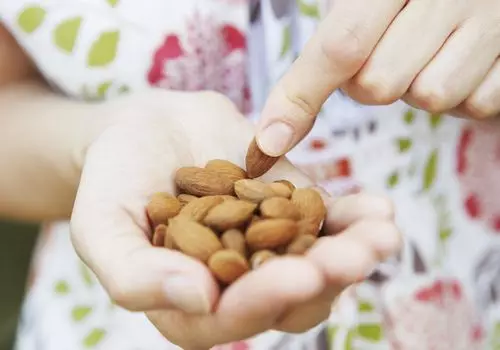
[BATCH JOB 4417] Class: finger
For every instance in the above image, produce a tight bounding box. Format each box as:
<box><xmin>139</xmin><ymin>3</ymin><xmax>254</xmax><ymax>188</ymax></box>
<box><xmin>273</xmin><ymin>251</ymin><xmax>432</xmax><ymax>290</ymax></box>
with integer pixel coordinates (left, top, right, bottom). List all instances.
<box><xmin>325</xmin><ymin>193</ymin><xmax>394</xmax><ymax>233</ymax></box>
<box><xmin>406</xmin><ymin>18</ymin><xmax>500</xmax><ymax>112</ymax></box>
<box><xmin>307</xmin><ymin>219</ymin><xmax>402</xmax><ymax>285</ymax></box>
<box><xmin>343</xmin><ymin>0</ymin><xmax>461</xmax><ymax>104</ymax></box>
<box><xmin>256</xmin><ymin>0</ymin><xmax>407</xmax><ymax>157</ymax></box>
<box><xmin>452</xmin><ymin>58</ymin><xmax>500</xmax><ymax>119</ymax></box>
<box><xmin>274</xmin><ymin>295</ymin><xmax>333</xmax><ymax>333</ymax></box>
<box><xmin>148</xmin><ymin>257</ymin><xmax>325</xmax><ymax>349</ymax></box>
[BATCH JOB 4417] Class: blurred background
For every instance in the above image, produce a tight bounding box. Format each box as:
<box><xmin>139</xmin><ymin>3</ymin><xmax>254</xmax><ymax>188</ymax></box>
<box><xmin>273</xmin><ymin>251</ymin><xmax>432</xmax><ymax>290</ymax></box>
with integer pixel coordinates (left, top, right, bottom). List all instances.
<box><xmin>0</xmin><ymin>221</ymin><xmax>38</xmax><ymax>350</ymax></box>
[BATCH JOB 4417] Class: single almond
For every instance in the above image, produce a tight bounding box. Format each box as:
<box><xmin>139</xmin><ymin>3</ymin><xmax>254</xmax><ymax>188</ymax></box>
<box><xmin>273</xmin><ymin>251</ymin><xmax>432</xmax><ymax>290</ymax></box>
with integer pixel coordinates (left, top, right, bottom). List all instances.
<box><xmin>204</xmin><ymin>200</ymin><xmax>257</xmax><ymax>231</ymax></box>
<box><xmin>250</xmin><ymin>250</ymin><xmax>277</xmax><ymax>269</ymax></box>
<box><xmin>175</xmin><ymin>167</ymin><xmax>234</xmax><ymax>196</ymax></box>
<box><xmin>274</xmin><ymin>180</ymin><xmax>295</xmax><ymax>191</ymax></box>
<box><xmin>218</xmin><ymin>195</ymin><xmax>238</xmax><ymax>201</ymax></box>
<box><xmin>260</xmin><ymin>197</ymin><xmax>300</xmax><ymax>220</ymax></box>
<box><xmin>205</xmin><ymin>159</ymin><xmax>247</xmax><ymax>182</ymax></box>
<box><xmin>291</xmin><ymin>188</ymin><xmax>326</xmax><ymax>226</ymax></box>
<box><xmin>178</xmin><ymin>195</ymin><xmax>224</xmax><ymax>222</ymax></box>
<box><xmin>268</xmin><ymin>182</ymin><xmax>292</xmax><ymax>198</ymax></box>
<box><xmin>297</xmin><ymin>219</ymin><xmax>322</xmax><ymax>237</ymax></box>
<box><xmin>177</xmin><ymin>194</ymin><xmax>198</xmax><ymax>207</ymax></box>
<box><xmin>245</xmin><ymin>138</ymin><xmax>280</xmax><ymax>178</ymax></box>
<box><xmin>168</xmin><ymin>217</ymin><xmax>222</xmax><ymax>262</ymax></box>
<box><xmin>147</xmin><ymin>192</ymin><xmax>182</xmax><ymax>228</ymax></box>
<box><xmin>234</xmin><ymin>179</ymin><xmax>276</xmax><ymax>204</ymax></box>
<box><xmin>286</xmin><ymin>235</ymin><xmax>316</xmax><ymax>255</ymax></box>
<box><xmin>246</xmin><ymin>219</ymin><xmax>298</xmax><ymax>250</ymax></box>
<box><xmin>152</xmin><ymin>224</ymin><xmax>167</xmax><ymax>247</ymax></box>
<box><xmin>208</xmin><ymin>249</ymin><xmax>249</xmax><ymax>284</ymax></box>
<box><xmin>221</xmin><ymin>229</ymin><xmax>247</xmax><ymax>257</ymax></box>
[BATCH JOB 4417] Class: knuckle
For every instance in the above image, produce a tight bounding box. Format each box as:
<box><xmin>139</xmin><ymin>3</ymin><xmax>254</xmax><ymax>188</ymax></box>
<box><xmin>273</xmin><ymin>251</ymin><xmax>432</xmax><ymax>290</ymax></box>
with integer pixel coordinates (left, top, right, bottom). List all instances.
<box><xmin>410</xmin><ymin>83</ymin><xmax>449</xmax><ymax>113</ymax></box>
<box><xmin>320</xmin><ymin>24</ymin><xmax>367</xmax><ymax>72</ymax></box>
<box><xmin>464</xmin><ymin>99</ymin><xmax>498</xmax><ymax>119</ymax></box>
<box><xmin>352</xmin><ymin>73</ymin><xmax>402</xmax><ymax>104</ymax></box>
<box><xmin>356</xmin><ymin>219</ymin><xmax>403</xmax><ymax>258</ymax></box>
<box><xmin>105</xmin><ymin>277</ymin><xmax>136</xmax><ymax>310</ymax></box>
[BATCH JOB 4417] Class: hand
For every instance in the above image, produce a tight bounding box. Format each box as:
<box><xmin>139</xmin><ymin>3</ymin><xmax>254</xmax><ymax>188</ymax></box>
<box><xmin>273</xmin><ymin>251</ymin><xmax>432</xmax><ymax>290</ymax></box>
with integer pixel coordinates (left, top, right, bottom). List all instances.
<box><xmin>257</xmin><ymin>0</ymin><xmax>500</xmax><ymax>157</ymax></box>
<box><xmin>70</xmin><ymin>90</ymin><xmax>402</xmax><ymax>349</ymax></box>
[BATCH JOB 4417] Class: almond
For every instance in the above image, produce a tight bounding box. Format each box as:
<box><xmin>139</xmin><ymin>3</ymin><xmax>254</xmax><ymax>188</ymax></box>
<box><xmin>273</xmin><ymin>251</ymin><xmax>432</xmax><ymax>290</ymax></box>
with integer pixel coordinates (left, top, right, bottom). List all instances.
<box><xmin>250</xmin><ymin>250</ymin><xmax>276</xmax><ymax>269</ymax></box>
<box><xmin>250</xmin><ymin>215</ymin><xmax>262</xmax><ymax>226</ymax></box>
<box><xmin>205</xmin><ymin>159</ymin><xmax>247</xmax><ymax>182</ymax></box>
<box><xmin>221</xmin><ymin>229</ymin><xmax>247</xmax><ymax>257</ymax></box>
<box><xmin>147</xmin><ymin>192</ymin><xmax>182</xmax><ymax>228</ymax></box>
<box><xmin>245</xmin><ymin>137</ymin><xmax>280</xmax><ymax>178</ymax></box>
<box><xmin>177</xmin><ymin>194</ymin><xmax>198</xmax><ymax>206</ymax></box>
<box><xmin>204</xmin><ymin>200</ymin><xmax>257</xmax><ymax>231</ymax></box>
<box><xmin>167</xmin><ymin>217</ymin><xmax>222</xmax><ymax>262</ymax></box>
<box><xmin>291</xmin><ymin>188</ymin><xmax>326</xmax><ymax>226</ymax></box>
<box><xmin>208</xmin><ymin>249</ymin><xmax>249</xmax><ymax>284</ymax></box>
<box><xmin>246</xmin><ymin>219</ymin><xmax>298</xmax><ymax>250</ymax></box>
<box><xmin>152</xmin><ymin>224</ymin><xmax>167</xmax><ymax>247</ymax></box>
<box><xmin>260</xmin><ymin>197</ymin><xmax>300</xmax><ymax>220</ymax></box>
<box><xmin>268</xmin><ymin>182</ymin><xmax>292</xmax><ymax>198</ymax></box>
<box><xmin>218</xmin><ymin>195</ymin><xmax>238</xmax><ymax>201</ymax></box>
<box><xmin>178</xmin><ymin>195</ymin><xmax>224</xmax><ymax>222</ymax></box>
<box><xmin>297</xmin><ymin>219</ymin><xmax>322</xmax><ymax>237</ymax></box>
<box><xmin>175</xmin><ymin>167</ymin><xmax>234</xmax><ymax>196</ymax></box>
<box><xmin>286</xmin><ymin>235</ymin><xmax>316</xmax><ymax>255</ymax></box>
<box><xmin>274</xmin><ymin>180</ymin><xmax>295</xmax><ymax>191</ymax></box>
<box><xmin>234</xmin><ymin>179</ymin><xmax>275</xmax><ymax>204</ymax></box>
<box><xmin>164</xmin><ymin>227</ymin><xmax>176</xmax><ymax>250</ymax></box>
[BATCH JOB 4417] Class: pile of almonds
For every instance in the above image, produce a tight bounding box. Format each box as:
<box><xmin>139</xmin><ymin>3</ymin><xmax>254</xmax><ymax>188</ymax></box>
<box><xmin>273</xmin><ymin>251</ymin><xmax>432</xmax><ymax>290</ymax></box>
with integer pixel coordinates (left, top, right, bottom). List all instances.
<box><xmin>146</xmin><ymin>140</ymin><xmax>327</xmax><ymax>285</ymax></box>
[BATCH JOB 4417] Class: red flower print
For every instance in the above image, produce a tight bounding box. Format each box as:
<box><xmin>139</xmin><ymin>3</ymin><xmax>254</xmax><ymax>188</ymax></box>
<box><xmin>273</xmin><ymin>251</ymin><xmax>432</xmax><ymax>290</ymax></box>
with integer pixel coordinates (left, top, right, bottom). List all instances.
<box><xmin>147</xmin><ymin>13</ymin><xmax>251</xmax><ymax>113</ymax></box>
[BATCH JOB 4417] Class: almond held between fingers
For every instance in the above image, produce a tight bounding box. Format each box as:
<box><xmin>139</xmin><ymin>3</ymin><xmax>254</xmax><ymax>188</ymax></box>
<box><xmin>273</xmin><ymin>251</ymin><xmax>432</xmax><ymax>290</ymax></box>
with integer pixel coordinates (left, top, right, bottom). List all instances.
<box><xmin>205</xmin><ymin>159</ymin><xmax>247</xmax><ymax>182</ymax></box>
<box><xmin>177</xmin><ymin>194</ymin><xmax>198</xmax><ymax>207</ymax></box>
<box><xmin>203</xmin><ymin>200</ymin><xmax>257</xmax><ymax>231</ymax></box>
<box><xmin>234</xmin><ymin>179</ymin><xmax>276</xmax><ymax>204</ymax></box>
<box><xmin>208</xmin><ymin>249</ymin><xmax>249</xmax><ymax>284</ymax></box>
<box><xmin>246</xmin><ymin>218</ymin><xmax>298</xmax><ymax>250</ymax></box>
<box><xmin>175</xmin><ymin>167</ymin><xmax>234</xmax><ymax>196</ymax></box>
<box><xmin>221</xmin><ymin>229</ymin><xmax>247</xmax><ymax>257</ymax></box>
<box><xmin>291</xmin><ymin>188</ymin><xmax>327</xmax><ymax>226</ymax></box>
<box><xmin>286</xmin><ymin>234</ymin><xmax>316</xmax><ymax>255</ymax></box>
<box><xmin>147</xmin><ymin>192</ymin><xmax>182</xmax><ymax>228</ymax></box>
<box><xmin>167</xmin><ymin>217</ymin><xmax>222</xmax><ymax>262</ymax></box>
<box><xmin>268</xmin><ymin>182</ymin><xmax>292</xmax><ymax>198</ymax></box>
<box><xmin>178</xmin><ymin>195</ymin><xmax>224</xmax><ymax>222</ymax></box>
<box><xmin>260</xmin><ymin>197</ymin><xmax>300</xmax><ymax>220</ymax></box>
<box><xmin>250</xmin><ymin>250</ymin><xmax>277</xmax><ymax>269</ymax></box>
<box><xmin>245</xmin><ymin>137</ymin><xmax>280</xmax><ymax>179</ymax></box>
<box><xmin>152</xmin><ymin>224</ymin><xmax>167</xmax><ymax>247</ymax></box>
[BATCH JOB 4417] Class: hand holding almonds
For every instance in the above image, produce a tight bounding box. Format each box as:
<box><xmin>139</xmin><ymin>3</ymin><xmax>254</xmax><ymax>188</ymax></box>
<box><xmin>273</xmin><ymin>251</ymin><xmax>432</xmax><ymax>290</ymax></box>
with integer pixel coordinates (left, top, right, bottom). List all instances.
<box><xmin>147</xmin><ymin>158</ymin><xmax>327</xmax><ymax>286</ymax></box>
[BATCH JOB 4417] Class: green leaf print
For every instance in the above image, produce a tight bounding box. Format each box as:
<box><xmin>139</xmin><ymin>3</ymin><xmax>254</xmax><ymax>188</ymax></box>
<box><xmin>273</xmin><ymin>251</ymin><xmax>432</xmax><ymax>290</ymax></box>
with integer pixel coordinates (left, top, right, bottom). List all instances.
<box><xmin>106</xmin><ymin>0</ymin><xmax>119</xmax><ymax>6</ymax></box>
<box><xmin>439</xmin><ymin>227</ymin><xmax>452</xmax><ymax>243</ymax></box>
<box><xmin>327</xmin><ymin>326</ymin><xmax>338</xmax><ymax>346</ymax></box>
<box><xmin>429</xmin><ymin>113</ymin><xmax>443</xmax><ymax>129</ymax></box>
<box><xmin>490</xmin><ymin>322</ymin><xmax>500</xmax><ymax>348</ymax></box>
<box><xmin>356</xmin><ymin>324</ymin><xmax>383</xmax><ymax>342</ymax></box>
<box><xmin>397</xmin><ymin>138</ymin><xmax>413</xmax><ymax>153</ymax></box>
<box><xmin>72</xmin><ymin>305</ymin><xmax>92</xmax><ymax>322</ymax></box>
<box><xmin>118</xmin><ymin>85</ymin><xmax>130</xmax><ymax>94</ymax></box>
<box><xmin>53</xmin><ymin>17</ymin><xmax>82</xmax><ymax>53</ymax></box>
<box><xmin>80</xmin><ymin>263</ymin><xmax>94</xmax><ymax>287</ymax></box>
<box><xmin>97</xmin><ymin>81</ymin><xmax>113</xmax><ymax>98</ymax></box>
<box><xmin>54</xmin><ymin>280</ymin><xmax>70</xmax><ymax>295</ymax></box>
<box><xmin>358</xmin><ymin>300</ymin><xmax>375</xmax><ymax>313</ymax></box>
<box><xmin>344</xmin><ymin>329</ymin><xmax>355</xmax><ymax>350</ymax></box>
<box><xmin>297</xmin><ymin>0</ymin><xmax>320</xmax><ymax>18</ymax></box>
<box><xmin>387</xmin><ymin>171</ymin><xmax>399</xmax><ymax>188</ymax></box>
<box><xmin>280</xmin><ymin>25</ymin><xmax>291</xmax><ymax>58</ymax></box>
<box><xmin>18</xmin><ymin>6</ymin><xmax>46</xmax><ymax>34</ymax></box>
<box><xmin>87</xmin><ymin>31</ymin><xmax>120</xmax><ymax>67</ymax></box>
<box><xmin>83</xmin><ymin>328</ymin><xmax>106</xmax><ymax>348</ymax></box>
<box><xmin>423</xmin><ymin>149</ymin><xmax>438</xmax><ymax>191</ymax></box>
<box><xmin>403</xmin><ymin>109</ymin><xmax>415</xmax><ymax>125</ymax></box>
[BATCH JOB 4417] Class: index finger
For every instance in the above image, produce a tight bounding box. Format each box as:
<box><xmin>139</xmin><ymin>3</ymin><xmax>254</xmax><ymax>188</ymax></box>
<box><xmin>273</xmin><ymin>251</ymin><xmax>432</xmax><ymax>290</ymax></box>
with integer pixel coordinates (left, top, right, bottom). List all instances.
<box><xmin>256</xmin><ymin>0</ymin><xmax>407</xmax><ymax>157</ymax></box>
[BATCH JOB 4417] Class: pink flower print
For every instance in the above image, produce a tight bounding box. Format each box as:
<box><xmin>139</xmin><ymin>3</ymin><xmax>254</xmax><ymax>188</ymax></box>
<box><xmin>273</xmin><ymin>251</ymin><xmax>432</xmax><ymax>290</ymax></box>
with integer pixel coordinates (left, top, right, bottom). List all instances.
<box><xmin>456</xmin><ymin>122</ymin><xmax>500</xmax><ymax>233</ymax></box>
<box><xmin>147</xmin><ymin>13</ymin><xmax>250</xmax><ymax>113</ymax></box>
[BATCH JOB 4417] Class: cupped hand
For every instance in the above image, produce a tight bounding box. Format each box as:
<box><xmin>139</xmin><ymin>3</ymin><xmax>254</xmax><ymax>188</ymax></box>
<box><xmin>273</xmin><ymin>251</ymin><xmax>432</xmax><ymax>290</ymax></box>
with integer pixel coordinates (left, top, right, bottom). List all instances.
<box><xmin>70</xmin><ymin>90</ymin><xmax>401</xmax><ymax>349</ymax></box>
<box><xmin>257</xmin><ymin>0</ymin><xmax>500</xmax><ymax>157</ymax></box>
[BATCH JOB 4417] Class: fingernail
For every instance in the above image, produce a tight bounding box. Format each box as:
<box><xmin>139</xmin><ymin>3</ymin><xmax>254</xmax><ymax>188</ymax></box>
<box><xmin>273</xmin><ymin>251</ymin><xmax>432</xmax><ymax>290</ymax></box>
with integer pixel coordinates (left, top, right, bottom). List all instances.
<box><xmin>163</xmin><ymin>276</ymin><xmax>210</xmax><ymax>314</ymax></box>
<box><xmin>258</xmin><ymin>122</ymin><xmax>294</xmax><ymax>156</ymax></box>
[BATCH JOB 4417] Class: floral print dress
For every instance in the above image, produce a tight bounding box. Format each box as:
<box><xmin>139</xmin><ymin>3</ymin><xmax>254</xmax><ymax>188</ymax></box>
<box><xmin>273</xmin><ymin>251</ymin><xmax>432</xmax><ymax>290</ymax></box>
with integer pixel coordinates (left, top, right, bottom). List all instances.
<box><xmin>1</xmin><ymin>0</ymin><xmax>500</xmax><ymax>349</ymax></box>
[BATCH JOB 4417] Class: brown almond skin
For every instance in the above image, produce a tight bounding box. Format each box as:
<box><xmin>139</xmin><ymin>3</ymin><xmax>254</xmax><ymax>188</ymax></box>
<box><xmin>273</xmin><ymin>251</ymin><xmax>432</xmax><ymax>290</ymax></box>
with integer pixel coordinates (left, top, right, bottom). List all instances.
<box><xmin>221</xmin><ymin>229</ymin><xmax>247</xmax><ymax>257</ymax></box>
<box><xmin>250</xmin><ymin>250</ymin><xmax>276</xmax><ymax>269</ymax></box>
<box><xmin>234</xmin><ymin>179</ymin><xmax>276</xmax><ymax>204</ymax></box>
<box><xmin>286</xmin><ymin>234</ymin><xmax>316</xmax><ymax>255</ymax></box>
<box><xmin>208</xmin><ymin>249</ymin><xmax>249</xmax><ymax>284</ymax></box>
<box><xmin>205</xmin><ymin>159</ymin><xmax>247</xmax><ymax>182</ymax></box>
<box><xmin>204</xmin><ymin>200</ymin><xmax>257</xmax><ymax>231</ymax></box>
<box><xmin>175</xmin><ymin>167</ymin><xmax>234</xmax><ymax>196</ymax></box>
<box><xmin>260</xmin><ymin>197</ymin><xmax>300</xmax><ymax>220</ymax></box>
<box><xmin>245</xmin><ymin>138</ymin><xmax>280</xmax><ymax>178</ymax></box>
<box><xmin>152</xmin><ymin>224</ymin><xmax>167</xmax><ymax>247</ymax></box>
<box><xmin>178</xmin><ymin>195</ymin><xmax>224</xmax><ymax>222</ymax></box>
<box><xmin>274</xmin><ymin>180</ymin><xmax>295</xmax><ymax>191</ymax></box>
<box><xmin>246</xmin><ymin>219</ymin><xmax>298</xmax><ymax>250</ymax></box>
<box><xmin>168</xmin><ymin>217</ymin><xmax>222</xmax><ymax>262</ymax></box>
<box><xmin>291</xmin><ymin>188</ymin><xmax>327</xmax><ymax>226</ymax></box>
<box><xmin>177</xmin><ymin>194</ymin><xmax>198</xmax><ymax>207</ymax></box>
<box><xmin>147</xmin><ymin>192</ymin><xmax>182</xmax><ymax>228</ymax></box>
<box><xmin>268</xmin><ymin>182</ymin><xmax>292</xmax><ymax>198</ymax></box>
<box><xmin>297</xmin><ymin>219</ymin><xmax>322</xmax><ymax>237</ymax></box>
